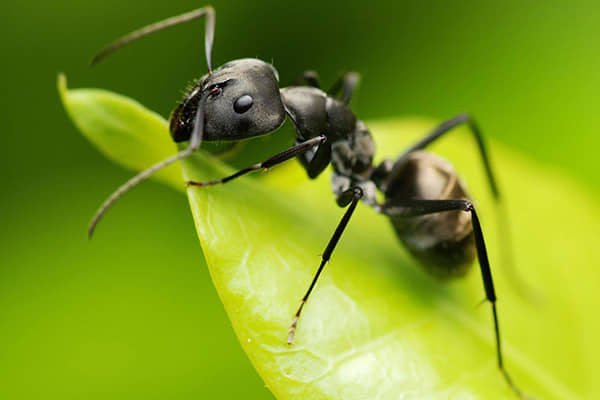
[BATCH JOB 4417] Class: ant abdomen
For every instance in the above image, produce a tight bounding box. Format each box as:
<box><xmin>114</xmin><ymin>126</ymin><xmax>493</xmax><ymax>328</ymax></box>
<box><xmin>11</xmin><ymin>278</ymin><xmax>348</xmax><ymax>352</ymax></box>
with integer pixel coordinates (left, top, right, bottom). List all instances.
<box><xmin>383</xmin><ymin>151</ymin><xmax>476</xmax><ymax>278</ymax></box>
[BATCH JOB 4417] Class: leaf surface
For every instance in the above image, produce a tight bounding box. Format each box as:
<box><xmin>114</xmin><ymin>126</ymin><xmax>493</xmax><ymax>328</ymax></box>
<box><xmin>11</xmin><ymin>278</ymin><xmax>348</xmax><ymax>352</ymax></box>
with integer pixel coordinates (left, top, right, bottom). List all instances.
<box><xmin>60</xmin><ymin>75</ymin><xmax>599</xmax><ymax>400</ymax></box>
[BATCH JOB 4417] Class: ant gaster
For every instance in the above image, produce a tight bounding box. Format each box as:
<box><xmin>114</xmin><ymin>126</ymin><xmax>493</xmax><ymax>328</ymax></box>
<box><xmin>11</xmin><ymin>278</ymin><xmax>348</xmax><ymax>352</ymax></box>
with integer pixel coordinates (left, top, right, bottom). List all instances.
<box><xmin>89</xmin><ymin>7</ymin><xmax>533</xmax><ymax>399</ymax></box>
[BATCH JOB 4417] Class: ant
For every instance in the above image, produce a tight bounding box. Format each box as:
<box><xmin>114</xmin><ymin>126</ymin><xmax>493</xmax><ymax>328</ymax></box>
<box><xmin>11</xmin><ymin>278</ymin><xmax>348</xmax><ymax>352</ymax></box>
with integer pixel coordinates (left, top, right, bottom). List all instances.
<box><xmin>88</xmin><ymin>7</ymin><xmax>534</xmax><ymax>398</ymax></box>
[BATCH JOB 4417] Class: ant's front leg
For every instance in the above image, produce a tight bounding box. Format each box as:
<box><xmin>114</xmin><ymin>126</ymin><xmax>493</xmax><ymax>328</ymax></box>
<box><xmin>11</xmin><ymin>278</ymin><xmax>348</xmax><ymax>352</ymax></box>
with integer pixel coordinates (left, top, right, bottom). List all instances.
<box><xmin>186</xmin><ymin>135</ymin><xmax>326</xmax><ymax>187</ymax></box>
<box><xmin>288</xmin><ymin>186</ymin><xmax>363</xmax><ymax>344</ymax></box>
<box><xmin>295</xmin><ymin>136</ymin><xmax>332</xmax><ymax>179</ymax></box>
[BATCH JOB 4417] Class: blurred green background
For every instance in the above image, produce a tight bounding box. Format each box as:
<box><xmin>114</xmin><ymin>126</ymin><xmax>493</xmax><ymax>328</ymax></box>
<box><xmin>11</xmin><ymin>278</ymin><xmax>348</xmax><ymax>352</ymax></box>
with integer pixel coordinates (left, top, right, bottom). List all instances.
<box><xmin>2</xmin><ymin>0</ymin><xmax>599</xmax><ymax>399</ymax></box>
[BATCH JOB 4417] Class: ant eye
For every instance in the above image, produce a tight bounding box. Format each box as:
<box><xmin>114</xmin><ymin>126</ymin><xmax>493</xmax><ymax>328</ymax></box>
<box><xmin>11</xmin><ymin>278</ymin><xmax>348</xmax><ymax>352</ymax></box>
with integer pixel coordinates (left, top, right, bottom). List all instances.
<box><xmin>233</xmin><ymin>94</ymin><xmax>253</xmax><ymax>114</ymax></box>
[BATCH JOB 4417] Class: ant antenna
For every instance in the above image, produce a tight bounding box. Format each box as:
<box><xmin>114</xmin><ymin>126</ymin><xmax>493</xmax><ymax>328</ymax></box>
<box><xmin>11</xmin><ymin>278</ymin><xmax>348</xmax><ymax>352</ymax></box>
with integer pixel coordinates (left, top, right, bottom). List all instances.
<box><xmin>88</xmin><ymin>97</ymin><xmax>206</xmax><ymax>239</ymax></box>
<box><xmin>88</xmin><ymin>7</ymin><xmax>216</xmax><ymax>238</ymax></box>
<box><xmin>91</xmin><ymin>6</ymin><xmax>215</xmax><ymax>73</ymax></box>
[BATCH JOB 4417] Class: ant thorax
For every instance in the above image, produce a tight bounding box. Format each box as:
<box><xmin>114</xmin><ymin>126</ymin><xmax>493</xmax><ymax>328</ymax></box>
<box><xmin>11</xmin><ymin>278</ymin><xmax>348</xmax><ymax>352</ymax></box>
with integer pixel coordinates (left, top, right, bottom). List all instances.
<box><xmin>280</xmin><ymin>86</ymin><xmax>376</xmax><ymax>205</ymax></box>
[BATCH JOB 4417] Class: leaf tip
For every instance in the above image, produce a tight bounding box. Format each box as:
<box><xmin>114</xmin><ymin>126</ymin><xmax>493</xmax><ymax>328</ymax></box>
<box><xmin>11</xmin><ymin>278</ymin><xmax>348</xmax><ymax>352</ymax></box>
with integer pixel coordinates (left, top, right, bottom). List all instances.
<box><xmin>57</xmin><ymin>73</ymin><xmax>68</xmax><ymax>103</ymax></box>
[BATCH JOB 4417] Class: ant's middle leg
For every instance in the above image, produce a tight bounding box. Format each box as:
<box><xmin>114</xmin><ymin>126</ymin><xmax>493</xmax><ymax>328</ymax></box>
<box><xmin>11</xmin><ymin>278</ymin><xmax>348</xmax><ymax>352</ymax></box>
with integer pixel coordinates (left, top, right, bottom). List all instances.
<box><xmin>294</xmin><ymin>70</ymin><xmax>321</xmax><ymax>88</ymax></box>
<box><xmin>327</xmin><ymin>72</ymin><xmax>360</xmax><ymax>105</ymax></box>
<box><xmin>295</xmin><ymin>70</ymin><xmax>360</xmax><ymax>105</ymax></box>
<box><xmin>287</xmin><ymin>186</ymin><xmax>363</xmax><ymax>344</ymax></box>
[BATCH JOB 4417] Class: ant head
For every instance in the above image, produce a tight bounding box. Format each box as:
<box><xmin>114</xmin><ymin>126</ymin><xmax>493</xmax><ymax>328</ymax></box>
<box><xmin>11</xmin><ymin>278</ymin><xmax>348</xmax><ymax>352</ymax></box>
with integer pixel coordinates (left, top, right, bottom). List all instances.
<box><xmin>170</xmin><ymin>58</ymin><xmax>286</xmax><ymax>142</ymax></box>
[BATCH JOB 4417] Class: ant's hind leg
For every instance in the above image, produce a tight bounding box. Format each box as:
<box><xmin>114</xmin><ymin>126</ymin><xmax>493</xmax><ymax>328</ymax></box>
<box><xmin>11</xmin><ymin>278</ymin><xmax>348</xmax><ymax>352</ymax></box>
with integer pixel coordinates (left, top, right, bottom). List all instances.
<box><xmin>381</xmin><ymin>199</ymin><xmax>536</xmax><ymax>399</ymax></box>
<box><xmin>389</xmin><ymin>113</ymin><xmax>498</xmax><ymax>197</ymax></box>
<box><xmin>385</xmin><ymin>115</ymin><xmax>537</xmax><ymax>301</ymax></box>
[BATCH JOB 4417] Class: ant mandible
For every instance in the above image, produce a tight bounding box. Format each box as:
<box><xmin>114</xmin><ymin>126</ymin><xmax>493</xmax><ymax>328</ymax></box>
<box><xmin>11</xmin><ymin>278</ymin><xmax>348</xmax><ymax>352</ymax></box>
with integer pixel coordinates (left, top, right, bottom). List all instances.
<box><xmin>88</xmin><ymin>7</ymin><xmax>533</xmax><ymax>399</ymax></box>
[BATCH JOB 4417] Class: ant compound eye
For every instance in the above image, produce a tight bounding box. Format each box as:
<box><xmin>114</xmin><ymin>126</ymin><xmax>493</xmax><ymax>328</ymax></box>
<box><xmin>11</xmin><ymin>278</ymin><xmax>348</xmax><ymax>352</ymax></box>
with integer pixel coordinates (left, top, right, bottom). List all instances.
<box><xmin>233</xmin><ymin>94</ymin><xmax>253</xmax><ymax>114</ymax></box>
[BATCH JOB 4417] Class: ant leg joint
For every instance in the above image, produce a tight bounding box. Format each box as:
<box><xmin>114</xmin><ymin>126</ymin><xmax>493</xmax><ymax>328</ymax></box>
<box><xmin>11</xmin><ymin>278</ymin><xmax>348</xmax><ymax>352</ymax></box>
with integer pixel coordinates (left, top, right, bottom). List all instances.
<box><xmin>464</xmin><ymin>200</ymin><xmax>474</xmax><ymax>212</ymax></box>
<box><xmin>352</xmin><ymin>186</ymin><xmax>364</xmax><ymax>198</ymax></box>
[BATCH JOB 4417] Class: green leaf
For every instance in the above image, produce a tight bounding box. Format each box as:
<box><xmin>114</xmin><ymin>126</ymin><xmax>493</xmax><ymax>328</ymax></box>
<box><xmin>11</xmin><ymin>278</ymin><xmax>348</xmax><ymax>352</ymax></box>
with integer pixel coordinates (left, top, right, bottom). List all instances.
<box><xmin>60</xmin><ymin>75</ymin><xmax>599</xmax><ymax>399</ymax></box>
<box><xmin>57</xmin><ymin>73</ymin><xmax>180</xmax><ymax>190</ymax></box>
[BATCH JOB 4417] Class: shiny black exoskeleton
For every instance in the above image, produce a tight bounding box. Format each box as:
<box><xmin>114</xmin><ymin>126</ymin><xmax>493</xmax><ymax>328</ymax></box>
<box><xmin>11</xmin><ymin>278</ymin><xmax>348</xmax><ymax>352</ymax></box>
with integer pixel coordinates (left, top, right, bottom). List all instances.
<box><xmin>170</xmin><ymin>58</ymin><xmax>479</xmax><ymax>278</ymax></box>
<box><xmin>88</xmin><ymin>7</ymin><xmax>532</xmax><ymax>398</ymax></box>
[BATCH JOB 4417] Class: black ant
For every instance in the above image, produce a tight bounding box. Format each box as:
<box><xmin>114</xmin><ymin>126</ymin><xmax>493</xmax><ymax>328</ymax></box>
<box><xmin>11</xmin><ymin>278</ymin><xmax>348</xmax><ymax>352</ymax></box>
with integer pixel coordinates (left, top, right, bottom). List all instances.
<box><xmin>88</xmin><ymin>7</ymin><xmax>534</xmax><ymax>399</ymax></box>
